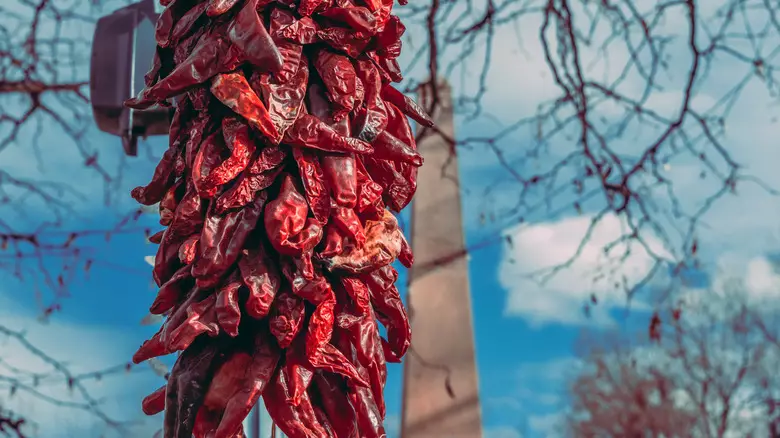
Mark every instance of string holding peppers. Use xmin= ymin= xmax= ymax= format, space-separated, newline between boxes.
xmin=128 ymin=0 xmax=431 ymax=435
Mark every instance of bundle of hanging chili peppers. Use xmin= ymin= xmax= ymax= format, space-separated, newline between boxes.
xmin=126 ymin=0 xmax=432 ymax=435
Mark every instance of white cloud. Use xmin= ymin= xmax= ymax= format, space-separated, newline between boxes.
xmin=499 ymin=213 xmax=670 ymax=326
xmin=0 ymin=300 xmax=163 ymax=437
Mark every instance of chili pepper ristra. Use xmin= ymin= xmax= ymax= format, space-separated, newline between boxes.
xmin=127 ymin=0 xmax=431 ymax=435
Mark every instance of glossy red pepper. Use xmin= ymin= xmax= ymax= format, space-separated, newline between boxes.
xmin=210 ymin=72 xmax=281 ymax=143
xmin=314 ymin=49 xmax=362 ymax=121
xmin=293 ymin=148 xmax=331 ymax=223
xmin=238 ymin=241 xmax=280 ymax=319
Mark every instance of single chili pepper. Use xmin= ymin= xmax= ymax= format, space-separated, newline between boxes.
xmin=263 ymin=370 xmax=328 ymax=438
xmin=238 ymin=242 xmax=280 ymax=319
xmin=313 ymin=405 xmax=338 ymax=438
xmin=293 ymin=148 xmax=331 ymax=223
xmin=267 ymin=8 xmax=304 ymax=85
xmin=367 ymin=283 xmax=410 ymax=358
xmin=149 ymin=229 xmax=166 ymax=244
xmin=269 ymin=288 xmax=306 ymax=348
xmin=279 ymin=16 xmax=319 ymax=44
xmin=154 ymin=0 xmax=187 ymax=49
xmin=134 ymin=287 xmax=202 ymax=363
xmin=142 ymin=385 xmax=167 ymax=415
xmin=167 ymin=184 xmax=204 ymax=242
xmin=215 ymin=168 xmax=279 ymax=213
xmin=211 ymin=72 xmax=281 ymax=142
xmin=159 ymin=179 xmax=186 ymax=226
xmin=352 ymin=59 xmax=388 ymax=143
xmin=178 ymin=234 xmax=200 ymax=265
xmin=319 ymin=6 xmax=378 ymax=34
xmin=184 ymin=114 xmax=211 ymax=171
xmin=284 ymin=114 xmax=373 ymax=154
xmin=215 ymin=271 xmax=243 ymax=337
xmin=376 ymin=55 xmax=403 ymax=82
xmin=150 ymin=264 xmax=193 ymax=315
xmin=370 ymin=129 xmax=422 ymax=165
xmin=170 ymin=2 xmax=208 ymax=46
xmin=317 ymin=27 xmax=371 ymax=58
xmin=314 ymin=49 xmax=361 ymax=121
xmin=338 ymin=297 xmax=386 ymax=417
xmin=256 ymin=58 xmax=309 ymax=140
xmin=208 ymin=330 xmax=280 ymax=438
xmin=263 ymin=174 xmax=308 ymax=253
xmin=153 ymin=231 xmax=185 ymax=286
xmin=363 ymin=157 xmax=413 ymax=212
xmin=373 ymin=15 xmax=404 ymax=49
xmin=206 ymin=0 xmax=241 ymax=16
xmin=282 ymin=340 xmax=316 ymax=406
xmin=381 ymin=84 xmax=435 ymax=127
xmin=331 ymin=204 xmax=366 ymax=245
xmin=199 ymin=117 xmax=257 ymax=196
xmin=193 ymin=196 xmax=266 ymax=288
xmin=131 ymin=141 xmax=180 ymax=205
xmin=313 ymin=373 xmax=359 ymax=438
xmin=332 ymin=328 xmax=386 ymax=438
xmin=164 ymin=336 xmax=226 ymax=438
xmin=174 ymin=24 xmax=207 ymax=66
xmin=342 ymin=277 xmax=370 ymax=314
xmin=398 ymin=236 xmax=413 ymax=267
xmin=192 ymin=131 xmax=228 ymax=198
xmin=326 ymin=210 xmax=403 ymax=273
xmin=248 ymin=143 xmax=287 ymax=174
xmin=353 ymin=151 xmax=383 ymax=213
xmin=168 ymin=293 xmax=221 ymax=351
xmin=227 ymin=0 xmax=284 ymax=73
xmin=127 ymin=26 xmax=242 ymax=109
xmin=318 ymin=224 xmax=345 ymax=258
xmin=321 ymin=154 xmax=358 ymax=208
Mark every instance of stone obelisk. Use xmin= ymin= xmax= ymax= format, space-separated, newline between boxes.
xmin=400 ymin=80 xmax=483 ymax=438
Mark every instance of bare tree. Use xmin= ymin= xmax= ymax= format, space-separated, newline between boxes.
xmin=566 ymin=281 xmax=780 ymax=437
xmin=0 ymin=0 xmax=159 ymax=434
xmin=403 ymin=0 xmax=780 ymax=300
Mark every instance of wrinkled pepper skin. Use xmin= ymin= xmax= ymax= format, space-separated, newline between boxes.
xmin=129 ymin=0 xmax=432 ymax=434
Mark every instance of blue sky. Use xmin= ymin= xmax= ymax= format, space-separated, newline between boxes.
xmin=3 ymin=1 xmax=780 ymax=437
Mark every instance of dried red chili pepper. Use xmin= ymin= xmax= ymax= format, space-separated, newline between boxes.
xmin=227 ymin=0 xmax=284 ymax=72
xmin=215 ymin=271 xmax=243 ymax=337
xmin=131 ymin=142 xmax=180 ymax=205
xmin=318 ymin=27 xmax=371 ymax=58
xmin=269 ymin=288 xmax=306 ymax=348
xmin=314 ymin=49 xmax=362 ymax=120
xmin=193 ymin=196 xmax=266 ymax=288
xmin=293 ymin=148 xmax=331 ymax=222
xmin=238 ymin=241 xmax=280 ymax=319
xmin=150 ymin=264 xmax=193 ymax=315
xmin=127 ymin=28 xmax=242 ymax=109
xmin=313 ymin=373 xmax=359 ymax=438
xmin=284 ymin=114 xmax=372 ymax=154
xmin=132 ymin=0 xmax=431 ymax=432
xmin=211 ymin=72 xmax=281 ymax=142
xmin=142 ymin=385 xmax=167 ymax=415
xmin=170 ymin=2 xmax=208 ymax=45
xmin=215 ymin=168 xmax=278 ymax=213
xmin=279 ymin=16 xmax=319 ymax=44
xmin=319 ymin=6 xmax=378 ymax=34
xmin=381 ymin=84 xmax=435 ymax=127
xmin=199 ymin=117 xmax=257 ymax=196
xmin=255 ymin=59 xmax=309 ymax=140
